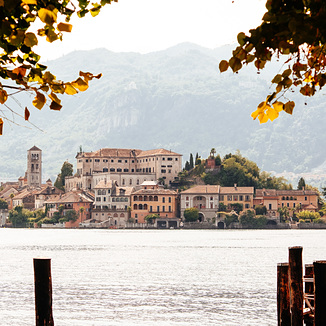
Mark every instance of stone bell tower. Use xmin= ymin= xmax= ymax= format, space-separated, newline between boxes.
xmin=27 ymin=146 xmax=42 ymax=187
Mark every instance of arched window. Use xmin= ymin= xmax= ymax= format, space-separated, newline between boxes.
xmin=133 ymin=204 xmax=137 ymax=210
xmin=154 ymin=196 xmax=158 ymax=201
xmin=144 ymin=204 xmax=148 ymax=210
xmin=134 ymin=196 xmax=138 ymax=201
xmin=139 ymin=204 xmax=143 ymax=210
xmin=120 ymin=213 xmax=125 ymax=217
xmin=139 ymin=196 xmax=143 ymax=201
xmin=149 ymin=196 xmax=153 ymax=201
xmin=144 ymin=196 xmax=148 ymax=201
xmin=129 ymin=179 xmax=132 ymax=185
xmin=122 ymin=179 xmax=125 ymax=185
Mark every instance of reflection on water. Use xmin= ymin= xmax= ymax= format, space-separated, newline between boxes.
xmin=1 ymin=229 xmax=325 ymax=325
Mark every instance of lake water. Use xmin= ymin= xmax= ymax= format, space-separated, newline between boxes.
xmin=0 ymin=229 xmax=325 ymax=326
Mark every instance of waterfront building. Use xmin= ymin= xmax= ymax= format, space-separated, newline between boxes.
xmin=91 ymin=179 xmax=134 ymax=227
xmin=219 ymin=185 xmax=255 ymax=211
xmin=131 ymin=181 xmax=178 ymax=225
xmin=254 ymin=188 xmax=319 ymax=218
xmin=180 ymin=185 xmax=220 ymax=222
xmin=45 ymin=190 xmax=94 ymax=228
xmin=65 ymin=148 xmax=182 ymax=191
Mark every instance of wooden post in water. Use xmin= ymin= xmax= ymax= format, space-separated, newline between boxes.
xmin=304 ymin=264 xmax=314 ymax=326
xmin=34 ymin=258 xmax=54 ymax=326
xmin=277 ymin=263 xmax=291 ymax=326
xmin=314 ymin=261 xmax=326 ymax=326
xmin=288 ymin=246 xmax=303 ymax=326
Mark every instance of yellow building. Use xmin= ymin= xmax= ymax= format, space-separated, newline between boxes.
xmin=131 ymin=181 xmax=178 ymax=224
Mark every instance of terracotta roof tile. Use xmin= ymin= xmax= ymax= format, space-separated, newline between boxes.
xmin=181 ymin=185 xmax=220 ymax=194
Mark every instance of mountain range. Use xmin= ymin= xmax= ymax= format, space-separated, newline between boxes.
xmin=1 ymin=43 xmax=326 ymax=187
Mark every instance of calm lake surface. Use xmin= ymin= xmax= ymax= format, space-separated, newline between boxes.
xmin=0 ymin=229 xmax=325 ymax=326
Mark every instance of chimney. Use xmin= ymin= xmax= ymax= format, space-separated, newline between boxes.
xmin=234 ymin=183 xmax=237 ymax=190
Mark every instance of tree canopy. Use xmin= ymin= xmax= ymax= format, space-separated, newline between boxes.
xmin=54 ymin=160 xmax=73 ymax=190
xmin=0 ymin=0 xmax=118 ymax=134
xmin=220 ymin=0 xmax=326 ymax=123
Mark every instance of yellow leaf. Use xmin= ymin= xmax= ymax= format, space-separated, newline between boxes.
xmin=43 ymin=71 xmax=56 ymax=83
xmin=272 ymin=74 xmax=282 ymax=84
xmin=50 ymin=83 xmax=65 ymax=94
xmin=284 ymin=101 xmax=295 ymax=115
xmin=50 ymin=101 xmax=62 ymax=111
xmin=57 ymin=22 xmax=72 ymax=32
xmin=266 ymin=107 xmax=279 ymax=121
xmin=0 ymin=89 xmax=8 ymax=104
xmin=71 ymin=77 xmax=88 ymax=92
xmin=49 ymin=92 xmax=61 ymax=104
xmin=24 ymin=32 xmax=38 ymax=47
xmin=251 ymin=108 xmax=261 ymax=120
xmin=219 ymin=60 xmax=229 ymax=73
xmin=32 ymin=92 xmax=46 ymax=110
xmin=237 ymin=32 xmax=246 ymax=46
xmin=38 ymin=8 xmax=57 ymax=25
xmin=65 ymin=83 xmax=78 ymax=95
xmin=272 ymin=101 xmax=284 ymax=112
xmin=0 ymin=118 xmax=3 ymax=135
xmin=258 ymin=112 xmax=269 ymax=124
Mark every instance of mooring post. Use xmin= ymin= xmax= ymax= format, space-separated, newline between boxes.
xmin=288 ymin=246 xmax=303 ymax=326
xmin=34 ymin=258 xmax=54 ymax=326
xmin=304 ymin=264 xmax=314 ymax=326
xmin=313 ymin=261 xmax=326 ymax=326
xmin=277 ymin=263 xmax=291 ymax=326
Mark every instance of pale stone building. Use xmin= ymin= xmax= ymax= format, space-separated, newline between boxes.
xmin=180 ymin=185 xmax=220 ymax=222
xmin=91 ymin=179 xmax=134 ymax=227
xmin=65 ymin=148 xmax=182 ymax=191
xmin=27 ymin=146 xmax=42 ymax=187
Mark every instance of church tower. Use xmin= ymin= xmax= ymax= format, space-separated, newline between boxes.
xmin=27 ymin=146 xmax=42 ymax=187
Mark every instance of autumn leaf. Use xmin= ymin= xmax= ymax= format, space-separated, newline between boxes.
xmin=65 ymin=83 xmax=78 ymax=95
xmin=24 ymin=32 xmax=38 ymax=47
xmin=38 ymin=8 xmax=57 ymax=25
xmin=284 ymin=101 xmax=295 ymax=115
xmin=0 ymin=89 xmax=8 ymax=104
xmin=72 ymin=77 xmax=88 ymax=91
xmin=32 ymin=92 xmax=46 ymax=110
xmin=57 ymin=22 xmax=73 ymax=32
xmin=50 ymin=101 xmax=62 ymax=111
xmin=24 ymin=107 xmax=30 ymax=121
xmin=219 ymin=60 xmax=229 ymax=73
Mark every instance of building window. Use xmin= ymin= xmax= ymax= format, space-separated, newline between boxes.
xmin=220 ymin=195 xmax=224 ymax=201
xmin=269 ymin=204 xmax=272 ymax=210
xmin=169 ymin=206 xmax=171 ymax=212
xmin=118 ymin=160 xmax=122 ymax=163
xmin=150 ymin=206 xmax=152 ymax=212
xmin=227 ymin=195 xmax=232 ymax=201
xmin=157 ymin=206 xmax=160 ymax=212
xmin=162 ymin=197 xmax=165 ymax=203
xmin=162 ymin=206 xmax=165 ymax=212
xmin=239 ymin=195 xmax=243 ymax=201
xmin=245 ymin=204 xmax=249 ymax=209
xmin=169 ymin=197 xmax=171 ymax=203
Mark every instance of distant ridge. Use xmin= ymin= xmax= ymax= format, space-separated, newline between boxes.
xmin=0 ymin=43 xmax=326 ymax=188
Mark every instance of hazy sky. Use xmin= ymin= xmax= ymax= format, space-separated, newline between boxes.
xmin=37 ymin=0 xmax=267 ymax=61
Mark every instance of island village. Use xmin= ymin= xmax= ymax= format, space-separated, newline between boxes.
xmin=0 ymin=146 xmax=322 ymax=229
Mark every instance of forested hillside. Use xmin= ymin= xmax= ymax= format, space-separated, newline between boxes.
xmin=0 ymin=43 xmax=325 ymax=183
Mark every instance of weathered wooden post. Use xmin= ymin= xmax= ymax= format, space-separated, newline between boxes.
xmin=313 ymin=261 xmax=326 ymax=326
xmin=304 ymin=264 xmax=314 ymax=326
xmin=277 ymin=263 xmax=291 ymax=326
xmin=34 ymin=258 xmax=54 ymax=326
xmin=288 ymin=246 xmax=303 ymax=326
